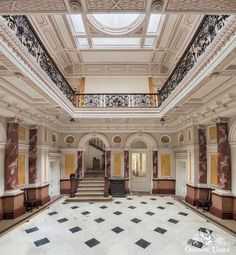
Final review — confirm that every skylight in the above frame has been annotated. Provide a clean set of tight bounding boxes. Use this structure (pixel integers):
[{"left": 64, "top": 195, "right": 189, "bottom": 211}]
[
  {"left": 87, "top": 13, "right": 145, "bottom": 35},
  {"left": 92, "top": 38, "right": 140, "bottom": 47},
  {"left": 71, "top": 14, "right": 86, "bottom": 34},
  {"left": 147, "top": 14, "right": 162, "bottom": 34}
]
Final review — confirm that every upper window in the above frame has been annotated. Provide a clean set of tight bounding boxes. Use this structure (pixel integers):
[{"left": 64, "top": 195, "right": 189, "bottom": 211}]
[{"left": 87, "top": 14, "right": 145, "bottom": 35}]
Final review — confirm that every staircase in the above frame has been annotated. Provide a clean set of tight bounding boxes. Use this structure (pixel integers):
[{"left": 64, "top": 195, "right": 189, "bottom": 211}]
[{"left": 65, "top": 170, "right": 112, "bottom": 202}]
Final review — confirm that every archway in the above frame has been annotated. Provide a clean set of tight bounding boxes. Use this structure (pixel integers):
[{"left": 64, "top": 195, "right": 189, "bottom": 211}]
[{"left": 78, "top": 133, "right": 111, "bottom": 178}]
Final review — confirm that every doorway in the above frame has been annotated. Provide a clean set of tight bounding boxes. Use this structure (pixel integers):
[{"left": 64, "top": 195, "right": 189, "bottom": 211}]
[
  {"left": 49, "top": 159, "right": 60, "bottom": 197},
  {"left": 175, "top": 159, "right": 187, "bottom": 196},
  {"left": 130, "top": 141, "right": 151, "bottom": 193}
]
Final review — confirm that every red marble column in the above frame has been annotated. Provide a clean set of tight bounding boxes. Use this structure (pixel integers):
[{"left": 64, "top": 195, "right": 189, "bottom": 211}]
[
  {"left": 217, "top": 122, "right": 231, "bottom": 190},
  {"left": 198, "top": 127, "right": 207, "bottom": 184},
  {"left": 152, "top": 151, "right": 158, "bottom": 194},
  {"left": 105, "top": 151, "right": 111, "bottom": 178},
  {"left": 76, "top": 151, "right": 83, "bottom": 178},
  {"left": 28, "top": 128, "right": 38, "bottom": 184},
  {"left": 124, "top": 151, "right": 129, "bottom": 179},
  {"left": 4, "top": 121, "right": 19, "bottom": 190}
]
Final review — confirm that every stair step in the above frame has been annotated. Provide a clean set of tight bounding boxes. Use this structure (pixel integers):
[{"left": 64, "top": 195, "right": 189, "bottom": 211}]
[
  {"left": 81, "top": 181, "right": 104, "bottom": 184},
  {"left": 65, "top": 196, "right": 112, "bottom": 202},
  {"left": 75, "top": 191, "right": 104, "bottom": 196},
  {"left": 78, "top": 188, "right": 104, "bottom": 192}
]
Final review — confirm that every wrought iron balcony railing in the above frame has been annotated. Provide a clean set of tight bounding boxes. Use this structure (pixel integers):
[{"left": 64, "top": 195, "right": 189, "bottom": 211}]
[
  {"left": 74, "top": 93, "right": 159, "bottom": 108},
  {"left": 159, "top": 15, "right": 230, "bottom": 105}
]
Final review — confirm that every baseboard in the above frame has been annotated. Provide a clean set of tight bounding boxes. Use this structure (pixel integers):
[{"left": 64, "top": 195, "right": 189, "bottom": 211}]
[
  {"left": 156, "top": 188, "right": 175, "bottom": 194},
  {"left": 39, "top": 196, "right": 50, "bottom": 206},
  {"left": 185, "top": 195, "right": 197, "bottom": 206},
  {"left": 210, "top": 206, "right": 233, "bottom": 219},
  {"left": 3, "top": 206, "right": 26, "bottom": 219}
]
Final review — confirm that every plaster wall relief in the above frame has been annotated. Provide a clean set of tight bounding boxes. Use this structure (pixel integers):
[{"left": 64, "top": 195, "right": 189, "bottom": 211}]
[{"left": 166, "top": 0, "right": 236, "bottom": 12}]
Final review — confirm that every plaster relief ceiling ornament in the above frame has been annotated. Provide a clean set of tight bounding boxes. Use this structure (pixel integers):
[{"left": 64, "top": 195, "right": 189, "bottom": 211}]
[
  {"left": 151, "top": 0, "right": 163, "bottom": 11},
  {"left": 69, "top": 0, "right": 82, "bottom": 12}
]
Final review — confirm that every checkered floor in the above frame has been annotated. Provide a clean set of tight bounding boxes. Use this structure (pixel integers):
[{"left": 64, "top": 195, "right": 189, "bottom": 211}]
[{"left": 0, "top": 196, "right": 235, "bottom": 255}]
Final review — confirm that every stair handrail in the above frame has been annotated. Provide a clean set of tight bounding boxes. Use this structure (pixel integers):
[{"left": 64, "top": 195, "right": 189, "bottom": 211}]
[{"left": 70, "top": 172, "right": 79, "bottom": 198}]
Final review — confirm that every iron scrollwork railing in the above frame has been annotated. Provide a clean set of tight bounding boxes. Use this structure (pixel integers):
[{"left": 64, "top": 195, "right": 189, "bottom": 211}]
[
  {"left": 1, "top": 15, "right": 75, "bottom": 103},
  {"left": 160, "top": 15, "right": 230, "bottom": 105},
  {"left": 77, "top": 93, "right": 159, "bottom": 108}
]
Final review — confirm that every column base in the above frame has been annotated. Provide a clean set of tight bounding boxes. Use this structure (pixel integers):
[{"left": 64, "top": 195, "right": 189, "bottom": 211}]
[
  {"left": 210, "top": 190, "right": 234, "bottom": 219},
  {"left": 125, "top": 179, "right": 130, "bottom": 194},
  {"left": 26, "top": 184, "right": 50, "bottom": 206},
  {"left": 2, "top": 190, "right": 26, "bottom": 219}
]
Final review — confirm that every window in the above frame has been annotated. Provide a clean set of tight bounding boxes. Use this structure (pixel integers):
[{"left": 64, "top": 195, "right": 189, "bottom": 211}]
[
  {"left": 92, "top": 37, "right": 140, "bottom": 47},
  {"left": 147, "top": 14, "right": 162, "bottom": 34}
]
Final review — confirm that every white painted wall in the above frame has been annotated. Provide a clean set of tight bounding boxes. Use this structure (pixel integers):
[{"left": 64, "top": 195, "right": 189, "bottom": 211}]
[{"left": 85, "top": 76, "right": 149, "bottom": 93}]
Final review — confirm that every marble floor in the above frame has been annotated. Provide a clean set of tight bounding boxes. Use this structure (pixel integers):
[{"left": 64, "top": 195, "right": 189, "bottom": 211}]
[{"left": 0, "top": 196, "right": 235, "bottom": 255}]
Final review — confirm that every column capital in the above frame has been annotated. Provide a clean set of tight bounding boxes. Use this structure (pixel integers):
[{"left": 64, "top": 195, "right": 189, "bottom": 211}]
[
  {"left": 198, "top": 125, "right": 206, "bottom": 130},
  {"left": 29, "top": 125, "right": 38, "bottom": 130},
  {"left": 6, "top": 117, "right": 21, "bottom": 124},
  {"left": 216, "top": 117, "right": 229, "bottom": 124}
]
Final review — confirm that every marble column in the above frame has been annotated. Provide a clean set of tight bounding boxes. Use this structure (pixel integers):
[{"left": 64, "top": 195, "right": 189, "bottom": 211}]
[
  {"left": 217, "top": 121, "right": 231, "bottom": 190},
  {"left": 210, "top": 120, "right": 233, "bottom": 219},
  {"left": 3, "top": 120, "right": 25, "bottom": 219},
  {"left": 152, "top": 151, "right": 158, "bottom": 194},
  {"left": 124, "top": 150, "right": 130, "bottom": 193},
  {"left": 198, "top": 127, "right": 207, "bottom": 184},
  {"left": 76, "top": 151, "right": 83, "bottom": 178},
  {"left": 28, "top": 128, "right": 38, "bottom": 184},
  {"left": 4, "top": 121, "right": 19, "bottom": 190},
  {"left": 105, "top": 150, "right": 111, "bottom": 178}
]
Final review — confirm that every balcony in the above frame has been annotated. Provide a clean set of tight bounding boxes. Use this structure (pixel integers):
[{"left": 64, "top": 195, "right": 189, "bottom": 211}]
[{"left": 73, "top": 93, "right": 159, "bottom": 108}]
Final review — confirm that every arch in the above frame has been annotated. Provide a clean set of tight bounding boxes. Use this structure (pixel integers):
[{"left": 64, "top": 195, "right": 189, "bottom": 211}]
[
  {"left": 124, "top": 132, "right": 157, "bottom": 150},
  {"left": 0, "top": 121, "right": 6, "bottom": 143},
  {"left": 78, "top": 132, "right": 111, "bottom": 150},
  {"left": 229, "top": 120, "right": 236, "bottom": 143}
]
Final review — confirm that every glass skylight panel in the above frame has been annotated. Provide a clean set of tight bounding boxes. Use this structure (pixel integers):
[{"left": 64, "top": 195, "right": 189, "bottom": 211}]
[
  {"left": 91, "top": 14, "right": 140, "bottom": 29},
  {"left": 92, "top": 38, "right": 140, "bottom": 47},
  {"left": 77, "top": 38, "right": 89, "bottom": 47},
  {"left": 70, "top": 14, "right": 86, "bottom": 34},
  {"left": 144, "top": 38, "right": 155, "bottom": 47},
  {"left": 147, "top": 14, "right": 162, "bottom": 33}
]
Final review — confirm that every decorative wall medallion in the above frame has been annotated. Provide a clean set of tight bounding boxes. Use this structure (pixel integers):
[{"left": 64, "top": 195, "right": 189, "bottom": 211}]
[
  {"left": 160, "top": 135, "right": 171, "bottom": 144},
  {"left": 178, "top": 133, "right": 184, "bottom": 143},
  {"left": 65, "top": 135, "right": 75, "bottom": 144},
  {"left": 113, "top": 135, "right": 122, "bottom": 144},
  {"left": 52, "top": 133, "right": 57, "bottom": 143}
]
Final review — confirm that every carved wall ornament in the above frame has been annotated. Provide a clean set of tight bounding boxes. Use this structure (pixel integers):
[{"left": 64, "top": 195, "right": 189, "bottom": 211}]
[
  {"left": 151, "top": 0, "right": 163, "bottom": 11},
  {"left": 178, "top": 132, "right": 184, "bottom": 143},
  {"left": 65, "top": 135, "right": 75, "bottom": 144},
  {"left": 52, "top": 133, "right": 57, "bottom": 143},
  {"left": 69, "top": 0, "right": 82, "bottom": 12},
  {"left": 112, "top": 135, "right": 122, "bottom": 144},
  {"left": 160, "top": 135, "right": 171, "bottom": 144}
]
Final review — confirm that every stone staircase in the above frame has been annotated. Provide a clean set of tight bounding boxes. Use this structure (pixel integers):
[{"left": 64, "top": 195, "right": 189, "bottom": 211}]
[{"left": 65, "top": 170, "right": 112, "bottom": 202}]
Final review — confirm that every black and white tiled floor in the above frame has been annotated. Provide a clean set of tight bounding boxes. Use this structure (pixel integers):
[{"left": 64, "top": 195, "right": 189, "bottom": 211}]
[{"left": 0, "top": 196, "right": 235, "bottom": 255}]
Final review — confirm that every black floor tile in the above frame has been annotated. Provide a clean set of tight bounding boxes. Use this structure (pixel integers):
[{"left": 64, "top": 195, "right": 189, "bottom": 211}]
[
  {"left": 100, "top": 206, "right": 107, "bottom": 209},
  {"left": 198, "top": 227, "right": 213, "bottom": 234},
  {"left": 168, "top": 218, "right": 179, "bottom": 224},
  {"left": 111, "top": 227, "right": 124, "bottom": 234},
  {"left": 71, "top": 206, "right": 79, "bottom": 209},
  {"left": 113, "top": 211, "right": 122, "bottom": 215},
  {"left": 178, "top": 212, "right": 188, "bottom": 216},
  {"left": 94, "top": 217, "right": 105, "bottom": 223},
  {"left": 127, "top": 197, "right": 133, "bottom": 200},
  {"left": 146, "top": 211, "right": 155, "bottom": 216},
  {"left": 131, "top": 218, "right": 142, "bottom": 223},
  {"left": 69, "top": 226, "right": 82, "bottom": 233},
  {"left": 135, "top": 239, "right": 151, "bottom": 249},
  {"left": 34, "top": 238, "right": 50, "bottom": 247},
  {"left": 128, "top": 206, "right": 136, "bottom": 209},
  {"left": 85, "top": 238, "right": 100, "bottom": 248},
  {"left": 48, "top": 211, "right": 58, "bottom": 216},
  {"left": 150, "top": 198, "right": 157, "bottom": 200},
  {"left": 81, "top": 211, "right": 90, "bottom": 215},
  {"left": 25, "top": 227, "right": 39, "bottom": 234},
  {"left": 115, "top": 201, "right": 122, "bottom": 204},
  {"left": 187, "top": 239, "right": 204, "bottom": 249},
  {"left": 58, "top": 218, "right": 68, "bottom": 223},
  {"left": 166, "top": 202, "right": 174, "bottom": 205},
  {"left": 140, "top": 201, "right": 147, "bottom": 204},
  {"left": 154, "top": 227, "right": 167, "bottom": 234},
  {"left": 157, "top": 206, "right": 165, "bottom": 210},
  {"left": 62, "top": 202, "right": 68, "bottom": 204}
]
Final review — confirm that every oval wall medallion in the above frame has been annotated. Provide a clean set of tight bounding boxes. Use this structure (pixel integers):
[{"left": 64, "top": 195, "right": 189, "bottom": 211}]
[
  {"left": 112, "top": 135, "right": 122, "bottom": 144},
  {"left": 160, "top": 135, "right": 171, "bottom": 144},
  {"left": 65, "top": 135, "right": 75, "bottom": 144}
]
